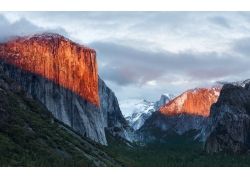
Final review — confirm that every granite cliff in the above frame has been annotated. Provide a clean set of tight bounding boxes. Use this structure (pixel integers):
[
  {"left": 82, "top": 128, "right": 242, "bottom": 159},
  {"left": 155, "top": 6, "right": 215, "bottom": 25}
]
[
  {"left": 98, "top": 77, "right": 141, "bottom": 144},
  {"left": 205, "top": 83, "right": 250, "bottom": 153},
  {"left": 0, "top": 33, "right": 140, "bottom": 145}
]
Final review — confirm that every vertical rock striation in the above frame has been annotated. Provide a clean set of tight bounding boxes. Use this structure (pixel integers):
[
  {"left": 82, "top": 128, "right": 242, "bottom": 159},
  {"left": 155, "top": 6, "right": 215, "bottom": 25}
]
[
  {"left": 205, "top": 83, "right": 250, "bottom": 153},
  {"left": 98, "top": 77, "right": 142, "bottom": 144},
  {"left": 0, "top": 33, "right": 99, "bottom": 106},
  {"left": 0, "top": 33, "right": 107, "bottom": 145}
]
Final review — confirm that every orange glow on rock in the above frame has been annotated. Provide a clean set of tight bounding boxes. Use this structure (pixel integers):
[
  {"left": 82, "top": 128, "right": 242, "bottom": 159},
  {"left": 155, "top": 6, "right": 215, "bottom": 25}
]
[
  {"left": 159, "top": 87, "right": 221, "bottom": 117},
  {"left": 0, "top": 34, "right": 100, "bottom": 106}
]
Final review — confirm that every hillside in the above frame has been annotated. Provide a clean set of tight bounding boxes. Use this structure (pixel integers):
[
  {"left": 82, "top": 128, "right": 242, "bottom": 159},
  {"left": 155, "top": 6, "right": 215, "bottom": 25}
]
[{"left": 0, "top": 69, "right": 132, "bottom": 166}]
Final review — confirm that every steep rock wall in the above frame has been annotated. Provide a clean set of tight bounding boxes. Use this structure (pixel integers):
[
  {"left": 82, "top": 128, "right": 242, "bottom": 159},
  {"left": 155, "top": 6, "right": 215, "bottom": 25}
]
[
  {"left": 98, "top": 77, "right": 141, "bottom": 144},
  {"left": 205, "top": 84, "right": 250, "bottom": 153},
  {"left": 0, "top": 33, "right": 107, "bottom": 145},
  {"left": 159, "top": 88, "right": 221, "bottom": 117},
  {"left": 0, "top": 33, "right": 99, "bottom": 106}
]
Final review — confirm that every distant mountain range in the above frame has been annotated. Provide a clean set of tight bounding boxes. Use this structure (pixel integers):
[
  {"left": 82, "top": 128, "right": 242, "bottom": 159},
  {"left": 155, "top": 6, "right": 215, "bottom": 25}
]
[
  {"left": 119, "top": 94, "right": 175, "bottom": 130},
  {"left": 138, "top": 87, "right": 221, "bottom": 142}
]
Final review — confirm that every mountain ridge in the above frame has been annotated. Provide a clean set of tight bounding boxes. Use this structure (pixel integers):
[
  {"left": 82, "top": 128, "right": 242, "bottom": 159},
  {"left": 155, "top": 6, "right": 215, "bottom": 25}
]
[
  {"left": 138, "top": 87, "right": 221, "bottom": 142},
  {"left": 119, "top": 94, "right": 175, "bottom": 130}
]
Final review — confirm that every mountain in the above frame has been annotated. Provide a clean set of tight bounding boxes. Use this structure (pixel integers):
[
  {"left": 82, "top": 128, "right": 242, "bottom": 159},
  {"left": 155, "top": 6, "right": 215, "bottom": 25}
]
[
  {"left": 216, "top": 79, "right": 250, "bottom": 87},
  {"left": 204, "top": 83, "right": 250, "bottom": 153},
  {"left": 138, "top": 87, "right": 221, "bottom": 142},
  {"left": 119, "top": 99, "right": 155, "bottom": 130},
  {"left": 98, "top": 78, "right": 142, "bottom": 145},
  {"left": 0, "top": 65, "right": 128, "bottom": 166},
  {"left": 119, "top": 94, "right": 175, "bottom": 130},
  {"left": 154, "top": 94, "right": 176, "bottom": 110},
  {"left": 0, "top": 32, "right": 139, "bottom": 145}
]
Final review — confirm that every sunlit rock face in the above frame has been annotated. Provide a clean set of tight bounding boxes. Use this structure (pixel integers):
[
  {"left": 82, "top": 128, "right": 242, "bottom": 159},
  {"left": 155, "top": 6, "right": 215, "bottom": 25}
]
[
  {"left": 0, "top": 33, "right": 99, "bottom": 106},
  {"left": 138, "top": 87, "right": 221, "bottom": 142},
  {"left": 0, "top": 33, "right": 107, "bottom": 145},
  {"left": 159, "top": 87, "right": 221, "bottom": 117}
]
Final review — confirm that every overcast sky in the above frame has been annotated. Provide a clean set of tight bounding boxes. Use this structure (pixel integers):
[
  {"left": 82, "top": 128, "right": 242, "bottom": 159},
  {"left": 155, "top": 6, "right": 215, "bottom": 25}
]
[{"left": 1, "top": 11, "right": 250, "bottom": 102}]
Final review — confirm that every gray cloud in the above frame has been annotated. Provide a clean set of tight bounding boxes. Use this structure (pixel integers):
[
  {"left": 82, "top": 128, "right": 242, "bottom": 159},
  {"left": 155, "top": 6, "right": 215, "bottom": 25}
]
[
  {"left": 208, "top": 16, "right": 231, "bottom": 28},
  {"left": 233, "top": 37, "right": 250, "bottom": 56},
  {"left": 0, "top": 13, "right": 70, "bottom": 43},
  {"left": 90, "top": 41, "right": 250, "bottom": 87}
]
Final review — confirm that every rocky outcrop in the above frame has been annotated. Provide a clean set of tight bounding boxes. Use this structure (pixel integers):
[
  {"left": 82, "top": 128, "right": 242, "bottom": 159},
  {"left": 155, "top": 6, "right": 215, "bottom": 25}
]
[
  {"left": 98, "top": 77, "right": 141, "bottom": 144},
  {"left": 0, "top": 33, "right": 99, "bottom": 106},
  {"left": 154, "top": 94, "right": 175, "bottom": 110},
  {"left": 204, "top": 84, "right": 250, "bottom": 153},
  {"left": 0, "top": 33, "right": 107, "bottom": 145},
  {"left": 138, "top": 87, "right": 221, "bottom": 142},
  {"left": 159, "top": 87, "right": 221, "bottom": 117}
]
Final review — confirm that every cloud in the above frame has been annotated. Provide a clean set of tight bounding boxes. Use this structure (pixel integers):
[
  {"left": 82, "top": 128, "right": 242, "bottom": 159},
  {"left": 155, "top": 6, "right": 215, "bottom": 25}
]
[
  {"left": 89, "top": 41, "right": 250, "bottom": 88},
  {"left": 232, "top": 37, "right": 250, "bottom": 56},
  {"left": 208, "top": 16, "right": 231, "bottom": 28},
  {"left": 0, "top": 13, "right": 70, "bottom": 43}
]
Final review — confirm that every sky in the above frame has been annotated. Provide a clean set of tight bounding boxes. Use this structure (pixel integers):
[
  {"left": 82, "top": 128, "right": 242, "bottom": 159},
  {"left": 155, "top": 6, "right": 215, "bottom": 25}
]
[{"left": 1, "top": 11, "right": 250, "bottom": 102}]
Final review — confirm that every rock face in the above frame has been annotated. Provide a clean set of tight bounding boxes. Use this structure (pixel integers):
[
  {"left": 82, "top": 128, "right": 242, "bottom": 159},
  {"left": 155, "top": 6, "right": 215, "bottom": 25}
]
[
  {"left": 98, "top": 77, "right": 141, "bottom": 144},
  {"left": 205, "top": 84, "right": 250, "bottom": 153},
  {"left": 119, "top": 94, "right": 175, "bottom": 130},
  {"left": 0, "top": 33, "right": 107, "bottom": 145},
  {"left": 0, "top": 33, "right": 99, "bottom": 106},
  {"left": 154, "top": 94, "right": 175, "bottom": 110},
  {"left": 138, "top": 87, "right": 221, "bottom": 142},
  {"left": 159, "top": 87, "right": 221, "bottom": 117}
]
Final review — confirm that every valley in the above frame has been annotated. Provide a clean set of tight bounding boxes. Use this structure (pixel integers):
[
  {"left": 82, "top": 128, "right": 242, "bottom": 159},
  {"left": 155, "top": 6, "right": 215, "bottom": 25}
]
[{"left": 1, "top": 33, "right": 250, "bottom": 167}]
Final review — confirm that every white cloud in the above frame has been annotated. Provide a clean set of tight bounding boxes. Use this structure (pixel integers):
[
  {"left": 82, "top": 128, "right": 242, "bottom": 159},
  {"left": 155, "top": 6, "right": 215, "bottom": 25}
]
[{"left": 146, "top": 80, "right": 157, "bottom": 86}]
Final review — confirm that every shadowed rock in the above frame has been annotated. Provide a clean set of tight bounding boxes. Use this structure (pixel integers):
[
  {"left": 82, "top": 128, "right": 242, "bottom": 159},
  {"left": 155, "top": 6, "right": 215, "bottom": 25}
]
[{"left": 205, "top": 83, "right": 250, "bottom": 153}]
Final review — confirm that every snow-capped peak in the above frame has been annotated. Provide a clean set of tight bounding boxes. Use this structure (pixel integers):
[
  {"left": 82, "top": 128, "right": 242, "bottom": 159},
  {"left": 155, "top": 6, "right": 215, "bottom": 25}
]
[
  {"left": 119, "top": 98, "right": 154, "bottom": 123},
  {"left": 119, "top": 94, "right": 175, "bottom": 130},
  {"left": 216, "top": 79, "right": 250, "bottom": 88}
]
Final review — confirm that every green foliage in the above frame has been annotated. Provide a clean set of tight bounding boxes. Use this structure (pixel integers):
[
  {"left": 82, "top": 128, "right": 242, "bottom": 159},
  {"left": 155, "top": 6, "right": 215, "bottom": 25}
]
[
  {"left": 106, "top": 137, "right": 250, "bottom": 167},
  {"left": 0, "top": 78, "right": 101, "bottom": 167}
]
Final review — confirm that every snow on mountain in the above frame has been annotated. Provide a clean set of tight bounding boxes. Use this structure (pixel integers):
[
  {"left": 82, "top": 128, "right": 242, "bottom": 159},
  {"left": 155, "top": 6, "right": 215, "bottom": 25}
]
[
  {"left": 119, "top": 94, "right": 175, "bottom": 130},
  {"left": 216, "top": 79, "right": 250, "bottom": 88}
]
